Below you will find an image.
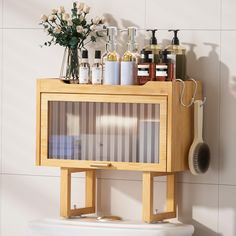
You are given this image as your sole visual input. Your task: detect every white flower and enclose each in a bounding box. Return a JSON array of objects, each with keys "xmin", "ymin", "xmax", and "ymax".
[
  {"xmin": 40, "ymin": 14, "xmax": 48, "ymax": 22},
  {"xmin": 90, "ymin": 25, "xmax": 96, "ymax": 31},
  {"xmin": 100, "ymin": 16, "xmax": 106, "ymax": 24},
  {"xmin": 62, "ymin": 13, "xmax": 70, "ymax": 21},
  {"xmin": 58, "ymin": 6, "xmax": 65, "ymax": 14},
  {"xmin": 79, "ymin": 14, "xmax": 84, "ymax": 21},
  {"xmin": 54, "ymin": 26, "xmax": 62, "ymax": 34},
  {"xmin": 83, "ymin": 4, "xmax": 90, "ymax": 14},
  {"xmin": 67, "ymin": 19, "xmax": 73, "ymax": 26},
  {"xmin": 51, "ymin": 9, "xmax": 58, "ymax": 14},
  {"xmin": 93, "ymin": 16, "xmax": 101, "ymax": 25},
  {"xmin": 76, "ymin": 25, "xmax": 84, "ymax": 33},
  {"xmin": 77, "ymin": 2, "xmax": 84, "ymax": 11},
  {"xmin": 48, "ymin": 14, "xmax": 56, "ymax": 21}
]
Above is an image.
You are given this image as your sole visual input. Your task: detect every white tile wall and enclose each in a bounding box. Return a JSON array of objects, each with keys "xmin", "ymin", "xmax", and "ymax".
[
  {"xmin": 219, "ymin": 185, "xmax": 236, "ymax": 236},
  {"xmin": 219, "ymin": 31, "xmax": 236, "ymax": 185},
  {"xmin": 0, "ymin": 0, "xmax": 2, "ymax": 28},
  {"xmin": 146, "ymin": 0, "xmax": 221, "ymax": 30},
  {"xmin": 221, "ymin": 0, "xmax": 236, "ymax": 29},
  {"xmin": 97, "ymin": 178, "xmax": 166, "ymax": 220},
  {"xmin": 177, "ymin": 183, "xmax": 219, "ymax": 236},
  {"xmin": 2, "ymin": 29, "xmax": 63, "ymax": 176},
  {"xmin": 0, "ymin": 1, "xmax": 236, "ymax": 236},
  {"xmin": 0, "ymin": 174, "xmax": 60, "ymax": 236},
  {"xmin": 3, "ymin": 0, "xmax": 72, "ymax": 28}
]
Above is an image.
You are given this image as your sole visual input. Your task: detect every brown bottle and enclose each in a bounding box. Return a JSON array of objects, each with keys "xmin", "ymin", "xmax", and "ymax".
[{"xmin": 137, "ymin": 50, "xmax": 155, "ymax": 85}]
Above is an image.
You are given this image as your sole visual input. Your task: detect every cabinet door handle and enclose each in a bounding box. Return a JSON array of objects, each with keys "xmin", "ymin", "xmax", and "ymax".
[{"xmin": 90, "ymin": 163, "xmax": 111, "ymax": 168}]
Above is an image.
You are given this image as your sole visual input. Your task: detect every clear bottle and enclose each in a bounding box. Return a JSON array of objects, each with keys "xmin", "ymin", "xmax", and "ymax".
[
  {"xmin": 145, "ymin": 29, "xmax": 162, "ymax": 63},
  {"xmin": 121, "ymin": 27, "xmax": 140, "ymax": 85},
  {"xmin": 79, "ymin": 50, "xmax": 90, "ymax": 84},
  {"xmin": 165, "ymin": 29, "xmax": 186, "ymax": 80},
  {"xmin": 102, "ymin": 27, "xmax": 120, "ymax": 85},
  {"xmin": 101, "ymin": 43, "xmax": 108, "ymax": 81},
  {"xmin": 92, "ymin": 50, "xmax": 102, "ymax": 85}
]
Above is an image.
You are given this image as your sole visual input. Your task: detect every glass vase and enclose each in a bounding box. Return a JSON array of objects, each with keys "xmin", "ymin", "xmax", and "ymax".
[{"xmin": 60, "ymin": 47, "xmax": 80, "ymax": 83}]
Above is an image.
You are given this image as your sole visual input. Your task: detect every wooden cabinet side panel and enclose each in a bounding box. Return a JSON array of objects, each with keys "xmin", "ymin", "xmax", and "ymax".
[
  {"xmin": 36, "ymin": 80, "xmax": 42, "ymax": 166},
  {"xmin": 169, "ymin": 81, "xmax": 203, "ymax": 172}
]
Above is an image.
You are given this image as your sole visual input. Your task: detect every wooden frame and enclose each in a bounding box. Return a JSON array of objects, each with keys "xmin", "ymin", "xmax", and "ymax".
[
  {"xmin": 40, "ymin": 93, "xmax": 167, "ymax": 172},
  {"xmin": 60, "ymin": 168, "xmax": 96, "ymax": 218},
  {"xmin": 142, "ymin": 172, "xmax": 176, "ymax": 223},
  {"xmin": 36, "ymin": 79, "xmax": 202, "ymax": 172}
]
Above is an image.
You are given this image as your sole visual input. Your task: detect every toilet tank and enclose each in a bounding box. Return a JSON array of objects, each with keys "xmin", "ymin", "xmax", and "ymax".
[{"xmin": 28, "ymin": 218, "xmax": 194, "ymax": 236}]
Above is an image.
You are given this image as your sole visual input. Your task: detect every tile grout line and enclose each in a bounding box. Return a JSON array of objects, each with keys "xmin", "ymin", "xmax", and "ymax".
[
  {"xmin": 217, "ymin": 0, "xmax": 223, "ymax": 234},
  {"xmin": 0, "ymin": 0, "xmax": 3, "ymax": 235},
  {"xmin": 2, "ymin": 172, "xmax": 236, "ymax": 186},
  {"xmin": 1, "ymin": 27, "xmax": 236, "ymax": 31}
]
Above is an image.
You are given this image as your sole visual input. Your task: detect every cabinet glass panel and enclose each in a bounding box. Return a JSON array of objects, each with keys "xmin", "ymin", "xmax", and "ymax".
[{"xmin": 48, "ymin": 101, "xmax": 160, "ymax": 163}]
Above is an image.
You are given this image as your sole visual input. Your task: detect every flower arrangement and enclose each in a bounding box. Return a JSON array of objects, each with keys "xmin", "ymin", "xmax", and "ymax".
[
  {"xmin": 40, "ymin": 2, "xmax": 105, "ymax": 49},
  {"xmin": 39, "ymin": 2, "xmax": 106, "ymax": 81}
]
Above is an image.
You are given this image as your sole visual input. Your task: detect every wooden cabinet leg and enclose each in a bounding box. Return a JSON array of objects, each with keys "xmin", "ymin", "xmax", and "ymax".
[
  {"xmin": 142, "ymin": 172, "xmax": 176, "ymax": 223},
  {"xmin": 60, "ymin": 168, "xmax": 71, "ymax": 217},
  {"xmin": 60, "ymin": 168, "xmax": 96, "ymax": 218}
]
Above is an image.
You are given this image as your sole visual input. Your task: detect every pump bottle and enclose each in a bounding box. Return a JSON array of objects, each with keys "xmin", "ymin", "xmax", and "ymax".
[
  {"xmin": 120, "ymin": 27, "xmax": 140, "ymax": 85},
  {"xmin": 102, "ymin": 26, "xmax": 120, "ymax": 85},
  {"xmin": 145, "ymin": 29, "xmax": 162, "ymax": 63},
  {"xmin": 92, "ymin": 50, "xmax": 102, "ymax": 84},
  {"xmin": 165, "ymin": 29, "xmax": 186, "ymax": 80},
  {"xmin": 79, "ymin": 50, "xmax": 90, "ymax": 84}
]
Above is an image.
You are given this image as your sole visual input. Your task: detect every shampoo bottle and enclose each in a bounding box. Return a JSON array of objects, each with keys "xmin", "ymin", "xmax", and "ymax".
[
  {"xmin": 79, "ymin": 50, "xmax": 90, "ymax": 84},
  {"xmin": 145, "ymin": 29, "xmax": 162, "ymax": 63},
  {"xmin": 165, "ymin": 29, "xmax": 186, "ymax": 80},
  {"xmin": 137, "ymin": 49, "xmax": 153, "ymax": 85},
  {"xmin": 102, "ymin": 26, "xmax": 120, "ymax": 85},
  {"xmin": 120, "ymin": 27, "xmax": 140, "ymax": 85},
  {"xmin": 92, "ymin": 50, "xmax": 102, "ymax": 84}
]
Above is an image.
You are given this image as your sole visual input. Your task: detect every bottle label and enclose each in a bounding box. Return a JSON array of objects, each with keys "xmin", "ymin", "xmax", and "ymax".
[
  {"xmin": 156, "ymin": 64, "xmax": 168, "ymax": 77},
  {"xmin": 92, "ymin": 67, "xmax": 102, "ymax": 84},
  {"xmin": 148, "ymin": 54, "xmax": 153, "ymax": 59},
  {"xmin": 104, "ymin": 61, "xmax": 120, "ymax": 85},
  {"xmin": 121, "ymin": 61, "xmax": 136, "ymax": 85},
  {"xmin": 137, "ymin": 65, "xmax": 149, "ymax": 76},
  {"xmin": 167, "ymin": 54, "xmax": 176, "ymax": 62},
  {"xmin": 79, "ymin": 67, "xmax": 89, "ymax": 83}
]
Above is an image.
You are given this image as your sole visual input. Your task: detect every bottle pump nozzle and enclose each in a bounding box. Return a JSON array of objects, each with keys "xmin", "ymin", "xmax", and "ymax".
[
  {"xmin": 106, "ymin": 26, "xmax": 117, "ymax": 42},
  {"xmin": 127, "ymin": 27, "xmax": 137, "ymax": 43},
  {"xmin": 168, "ymin": 29, "xmax": 180, "ymax": 45},
  {"xmin": 146, "ymin": 29, "xmax": 158, "ymax": 45}
]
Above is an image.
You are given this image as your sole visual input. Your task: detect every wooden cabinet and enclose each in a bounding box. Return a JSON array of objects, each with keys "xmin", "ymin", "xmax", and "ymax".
[{"xmin": 36, "ymin": 79, "xmax": 202, "ymax": 222}]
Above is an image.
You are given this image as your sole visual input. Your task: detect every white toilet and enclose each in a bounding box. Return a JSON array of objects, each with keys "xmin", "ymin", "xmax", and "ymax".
[{"xmin": 28, "ymin": 218, "xmax": 194, "ymax": 236}]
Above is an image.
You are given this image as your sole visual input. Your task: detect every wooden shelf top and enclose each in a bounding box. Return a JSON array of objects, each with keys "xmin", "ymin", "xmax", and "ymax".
[{"xmin": 37, "ymin": 78, "xmax": 201, "ymax": 96}]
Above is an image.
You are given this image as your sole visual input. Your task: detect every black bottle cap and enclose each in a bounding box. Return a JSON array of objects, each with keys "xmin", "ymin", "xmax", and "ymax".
[
  {"xmin": 81, "ymin": 50, "xmax": 88, "ymax": 59},
  {"xmin": 168, "ymin": 29, "xmax": 180, "ymax": 45},
  {"xmin": 146, "ymin": 29, "xmax": 158, "ymax": 45},
  {"xmin": 95, "ymin": 50, "xmax": 101, "ymax": 59}
]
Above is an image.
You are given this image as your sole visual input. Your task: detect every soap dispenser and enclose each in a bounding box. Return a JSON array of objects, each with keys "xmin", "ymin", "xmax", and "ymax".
[
  {"xmin": 120, "ymin": 27, "xmax": 140, "ymax": 85},
  {"xmin": 165, "ymin": 29, "xmax": 186, "ymax": 80},
  {"xmin": 102, "ymin": 26, "xmax": 120, "ymax": 85},
  {"xmin": 145, "ymin": 29, "xmax": 162, "ymax": 63}
]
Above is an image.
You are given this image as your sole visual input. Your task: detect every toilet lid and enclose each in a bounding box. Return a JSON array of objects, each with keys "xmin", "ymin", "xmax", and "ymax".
[{"xmin": 29, "ymin": 218, "xmax": 194, "ymax": 236}]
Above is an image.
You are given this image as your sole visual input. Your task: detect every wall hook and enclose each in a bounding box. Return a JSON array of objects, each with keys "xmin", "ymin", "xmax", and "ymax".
[{"xmin": 176, "ymin": 78, "xmax": 198, "ymax": 108}]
